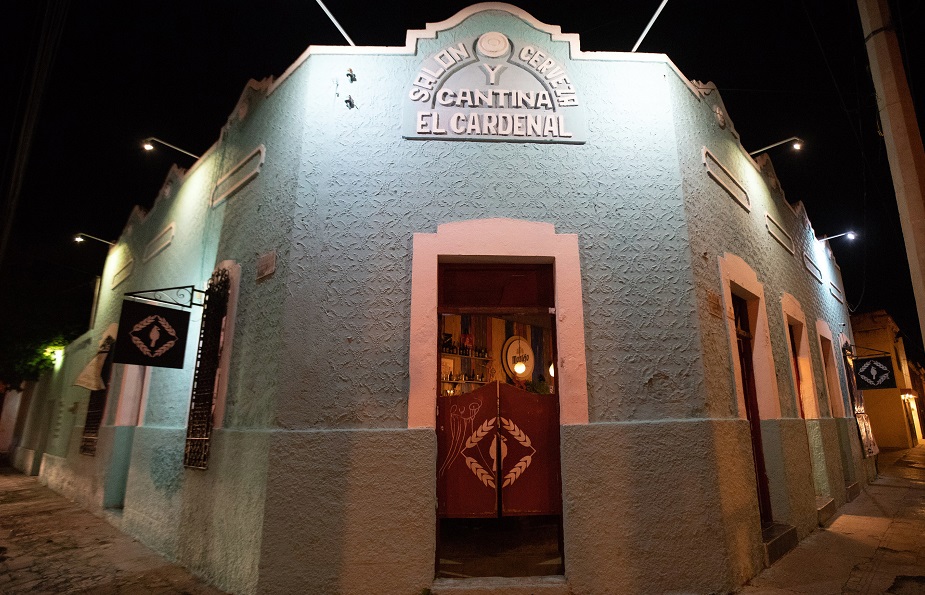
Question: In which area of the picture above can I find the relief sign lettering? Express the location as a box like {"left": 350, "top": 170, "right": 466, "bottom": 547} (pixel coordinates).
{"left": 403, "top": 32, "right": 587, "bottom": 144}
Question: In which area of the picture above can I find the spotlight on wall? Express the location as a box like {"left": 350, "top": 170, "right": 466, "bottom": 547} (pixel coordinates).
{"left": 74, "top": 232, "right": 114, "bottom": 246}
{"left": 818, "top": 231, "right": 858, "bottom": 243}
{"left": 141, "top": 137, "right": 201, "bottom": 159}
{"left": 748, "top": 136, "right": 804, "bottom": 156}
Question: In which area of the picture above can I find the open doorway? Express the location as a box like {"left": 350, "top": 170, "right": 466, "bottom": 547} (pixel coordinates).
{"left": 436, "top": 263, "right": 563, "bottom": 578}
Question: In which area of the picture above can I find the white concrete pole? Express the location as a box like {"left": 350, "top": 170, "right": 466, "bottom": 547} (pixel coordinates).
{"left": 858, "top": 0, "right": 925, "bottom": 344}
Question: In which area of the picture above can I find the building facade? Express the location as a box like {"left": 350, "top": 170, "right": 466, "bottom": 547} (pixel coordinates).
{"left": 9, "top": 5, "right": 875, "bottom": 593}
{"left": 850, "top": 310, "right": 925, "bottom": 449}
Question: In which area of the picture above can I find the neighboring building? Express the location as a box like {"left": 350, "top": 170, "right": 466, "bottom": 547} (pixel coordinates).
{"left": 850, "top": 310, "right": 925, "bottom": 449}
{"left": 10, "top": 5, "right": 875, "bottom": 594}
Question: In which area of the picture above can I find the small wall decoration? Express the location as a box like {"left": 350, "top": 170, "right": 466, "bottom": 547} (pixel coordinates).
{"left": 256, "top": 251, "right": 276, "bottom": 281}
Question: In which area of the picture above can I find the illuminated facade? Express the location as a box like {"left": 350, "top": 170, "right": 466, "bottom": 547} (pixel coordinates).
{"left": 850, "top": 310, "right": 925, "bottom": 449}
{"left": 9, "top": 5, "right": 875, "bottom": 593}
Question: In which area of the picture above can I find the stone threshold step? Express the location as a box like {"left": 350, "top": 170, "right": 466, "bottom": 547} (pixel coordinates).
{"left": 762, "top": 522, "right": 798, "bottom": 566}
{"left": 432, "top": 575, "right": 569, "bottom": 595}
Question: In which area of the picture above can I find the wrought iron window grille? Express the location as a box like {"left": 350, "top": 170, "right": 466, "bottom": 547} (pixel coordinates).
{"left": 183, "top": 269, "right": 231, "bottom": 469}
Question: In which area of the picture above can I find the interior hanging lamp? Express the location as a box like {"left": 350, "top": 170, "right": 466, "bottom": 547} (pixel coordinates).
{"left": 513, "top": 336, "right": 527, "bottom": 375}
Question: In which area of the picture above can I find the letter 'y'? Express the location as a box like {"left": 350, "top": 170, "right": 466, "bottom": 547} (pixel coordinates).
{"left": 481, "top": 64, "right": 506, "bottom": 86}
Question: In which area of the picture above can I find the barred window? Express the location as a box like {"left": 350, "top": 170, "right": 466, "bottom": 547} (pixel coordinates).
{"left": 183, "top": 268, "right": 231, "bottom": 469}
{"left": 80, "top": 340, "right": 115, "bottom": 456}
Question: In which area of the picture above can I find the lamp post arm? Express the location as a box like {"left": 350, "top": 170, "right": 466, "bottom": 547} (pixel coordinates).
{"left": 818, "top": 231, "right": 857, "bottom": 242}
{"left": 146, "top": 137, "right": 200, "bottom": 159}
{"left": 76, "top": 233, "right": 114, "bottom": 246}
{"left": 748, "top": 136, "right": 802, "bottom": 156}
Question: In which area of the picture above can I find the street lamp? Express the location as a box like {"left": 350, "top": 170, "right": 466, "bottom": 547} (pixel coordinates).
{"left": 817, "top": 231, "right": 858, "bottom": 243}
{"left": 142, "top": 137, "right": 200, "bottom": 160}
{"left": 748, "top": 136, "right": 804, "bottom": 156}
{"left": 74, "top": 232, "right": 114, "bottom": 246}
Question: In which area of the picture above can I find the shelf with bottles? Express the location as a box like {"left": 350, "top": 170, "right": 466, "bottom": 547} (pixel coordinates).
{"left": 440, "top": 350, "right": 493, "bottom": 362}
{"left": 439, "top": 344, "right": 492, "bottom": 360}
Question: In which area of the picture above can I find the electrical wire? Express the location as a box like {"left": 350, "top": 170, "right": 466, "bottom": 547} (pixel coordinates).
{"left": 800, "top": 1, "right": 886, "bottom": 313}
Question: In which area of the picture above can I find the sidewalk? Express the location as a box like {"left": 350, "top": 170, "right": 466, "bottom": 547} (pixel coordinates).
{"left": 0, "top": 464, "right": 225, "bottom": 594}
{"left": 740, "top": 444, "right": 925, "bottom": 594}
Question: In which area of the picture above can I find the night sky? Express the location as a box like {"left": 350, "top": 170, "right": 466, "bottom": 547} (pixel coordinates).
{"left": 3, "top": 1, "right": 924, "bottom": 365}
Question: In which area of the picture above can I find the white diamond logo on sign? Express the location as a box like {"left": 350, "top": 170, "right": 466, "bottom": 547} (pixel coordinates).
{"left": 403, "top": 32, "right": 587, "bottom": 144}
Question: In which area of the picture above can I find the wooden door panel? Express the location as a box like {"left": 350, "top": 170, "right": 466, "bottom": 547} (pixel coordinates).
{"left": 499, "top": 383, "right": 561, "bottom": 516}
{"left": 437, "top": 382, "right": 499, "bottom": 518}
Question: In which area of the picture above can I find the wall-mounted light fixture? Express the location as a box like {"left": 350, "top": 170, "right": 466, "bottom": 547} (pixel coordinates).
{"left": 748, "top": 136, "right": 804, "bottom": 156}
{"left": 142, "top": 137, "right": 200, "bottom": 160}
{"left": 818, "top": 231, "right": 858, "bottom": 243}
{"left": 346, "top": 68, "right": 357, "bottom": 83}
{"left": 74, "top": 232, "right": 114, "bottom": 246}
{"left": 344, "top": 96, "right": 356, "bottom": 109}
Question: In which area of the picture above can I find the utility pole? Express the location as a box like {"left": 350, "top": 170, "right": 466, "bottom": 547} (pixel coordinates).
{"left": 858, "top": 0, "right": 925, "bottom": 344}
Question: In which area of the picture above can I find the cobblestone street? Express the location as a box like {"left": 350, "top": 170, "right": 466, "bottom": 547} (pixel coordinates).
{"left": 0, "top": 465, "right": 224, "bottom": 594}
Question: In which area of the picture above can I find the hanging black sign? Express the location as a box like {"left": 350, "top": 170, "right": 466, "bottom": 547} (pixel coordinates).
{"left": 854, "top": 356, "right": 897, "bottom": 390}
{"left": 113, "top": 299, "right": 190, "bottom": 368}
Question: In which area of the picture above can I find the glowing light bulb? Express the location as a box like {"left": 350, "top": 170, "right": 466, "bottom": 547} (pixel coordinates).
{"left": 74, "top": 235, "right": 85, "bottom": 243}
{"left": 549, "top": 363, "right": 555, "bottom": 378}
{"left": 846, "top": 231, "right": 857, "bottom": 240}
{"left": 514, "top": 361, "right": 526, "bottom": 375}
{"left": 143, "top": 141, "right": 154, "bottom": 151}
{"left": 792, "top": 141, "right": 802, "bottom": 150}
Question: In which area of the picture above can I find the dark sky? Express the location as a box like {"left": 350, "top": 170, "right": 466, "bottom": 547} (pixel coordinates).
{"left": 3, "top": 1, "right": 925, "bottom": 359}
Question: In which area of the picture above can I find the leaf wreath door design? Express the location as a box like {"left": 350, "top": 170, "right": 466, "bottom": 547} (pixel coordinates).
{"left": 437, "top": 381, "right": 561, "bottom": 518}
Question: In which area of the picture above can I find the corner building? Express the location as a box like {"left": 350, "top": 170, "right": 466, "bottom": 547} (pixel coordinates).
{"left": 12, "top": 4, "right": 875, "bottom": 593}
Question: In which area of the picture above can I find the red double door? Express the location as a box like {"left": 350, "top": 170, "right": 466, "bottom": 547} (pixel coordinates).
{"left": 437, "top": 381, "right": 561, "bottom": 518}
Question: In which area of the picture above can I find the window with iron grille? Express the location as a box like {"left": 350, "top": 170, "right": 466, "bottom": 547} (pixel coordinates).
{"left": 184, "top": 268, "right": 231, "bottom": 469}
{"left": 80, "top": 339, "right": 115, "bottom": 456}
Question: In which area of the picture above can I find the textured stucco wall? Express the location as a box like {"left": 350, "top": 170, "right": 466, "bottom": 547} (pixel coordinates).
{"left": 561, "top": 420, "right": 764, "bottom": 593}
{"left": 123, "top": 427, "right": 269, "bottom": 594}
{"left": 257, "top": 428, "right": 435, "bottom": 594}
{"left": 668, "top": 78, "right": 855, "bottom": 423}
{"left": 40, "top": 424, "right": 129, "bottom": 510}
{"left": 807, "top": 418, "right": 848, "bottom": 507}
{"left": 273, "top": 11, "right": 703, "bottom": 432}
{"left": 759, "top": 419, "right": 817, "bottom": 538}
{"left": 175, "top": 429, "right": 270, "bottom": 594}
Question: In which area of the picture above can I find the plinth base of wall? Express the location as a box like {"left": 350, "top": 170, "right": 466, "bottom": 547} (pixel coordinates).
{"left": 816, "top": 496, "right": 836, "bottom": 526}
{"left": 845, "top": 481, "right": 861, "bottom": 501}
